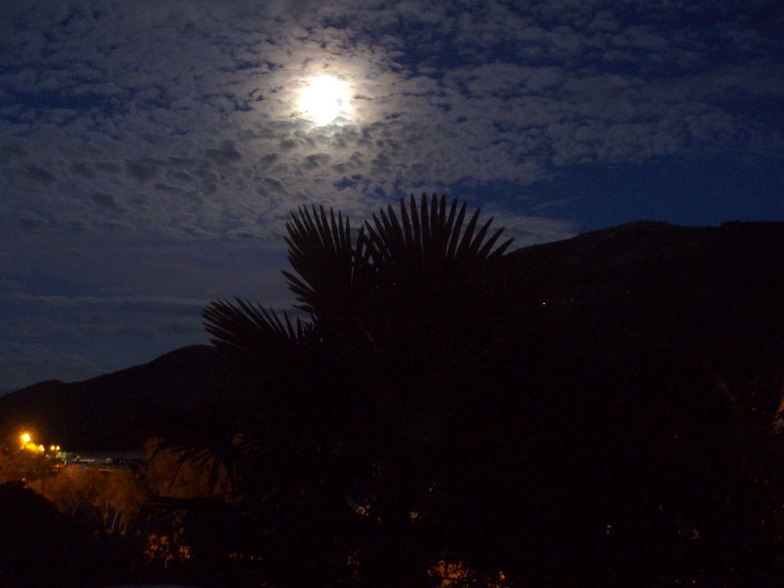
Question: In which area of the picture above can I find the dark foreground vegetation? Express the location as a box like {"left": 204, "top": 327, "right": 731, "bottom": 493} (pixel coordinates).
{"left": 2, "top": 195, "right": 784, "bottom": 586}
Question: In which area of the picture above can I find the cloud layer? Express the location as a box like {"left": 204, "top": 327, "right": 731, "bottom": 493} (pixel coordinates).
{"left": 1, "top": 0, "right": 782, "bottom": 389}
{"left": 2, "top": 0, "right": 780, "bottom": 239}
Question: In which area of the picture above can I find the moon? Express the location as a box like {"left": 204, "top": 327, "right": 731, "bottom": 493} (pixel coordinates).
{"left": 299, "top": 76, "right": 352, "bottom": 126}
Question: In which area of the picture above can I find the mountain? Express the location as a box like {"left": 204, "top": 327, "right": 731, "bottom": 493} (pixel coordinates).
{"left": 1, "top": 220, "right": 783, "bottom": 451}
{"left": 0, "top": 345, "right": 231, "bottom": 450}
{"left": 503, "top": 220, "right": 784, "bottom": 417}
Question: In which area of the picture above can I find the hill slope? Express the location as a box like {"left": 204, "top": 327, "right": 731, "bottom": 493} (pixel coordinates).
{"left": 0, "top": 345, "right": 229, "bottom": 450}
{"left": 504, "top": 220, "right": 784, "bottom": 419}
{"left": 2, "top": 220, "right": 782, "bottom": 451}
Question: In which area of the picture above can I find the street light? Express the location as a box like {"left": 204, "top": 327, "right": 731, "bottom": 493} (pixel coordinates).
{"left": 19, "top": 432, "right": 45, "bottom": 452}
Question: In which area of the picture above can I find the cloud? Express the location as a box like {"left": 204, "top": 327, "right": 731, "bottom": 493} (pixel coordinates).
{"left": 612, "top": 26, "right": 669, "bottom": 52}
{"left": 205, "top": 140, "right": 243, "bottom": 166}
{"left": 70, "top": 161, "right": 96, "bottom": 178}
{"left": 0, "top": 340, "right": 105, "bottom": 391}
{"left": 127, "top": 158, "right": 163, "bottom": 183}
{"left": 491, "top": 213, "right": 577, "bottom": 248}
{"left": 0, "top": 0, "right": 779, "bottom": 246}
{"left": 0, "top": 0, "right": 781, "bottom": 389}
{"left": 19, "top": 163, "right": 57, "bottom": 183}
{"left": 0, "top": 291, "right": 214, "bottom": 390}
{"left": 0, "top": 0, "right": 784, "bottom": 386}
{"left": 88, "top": 191, "right": 120, "bottom": 208}
{"left": 18, "top": 212, "right": 49, "bottom": 231}
{"left": 0, "top": 143, "right": 27, "bottom": 163}
{"left": 4, "top": 294, "right": 211, "bottom": 316}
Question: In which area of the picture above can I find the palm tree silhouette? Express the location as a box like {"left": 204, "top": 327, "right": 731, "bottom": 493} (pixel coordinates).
{"left": 158, "top": 194, "right": 515, "bottom": 584}
{"left": 151, "top": 197, "right": 784, "bottom": 585}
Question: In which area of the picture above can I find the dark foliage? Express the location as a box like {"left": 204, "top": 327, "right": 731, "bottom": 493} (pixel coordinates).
{"left": 0, "top": 481, "right": 137, "bottom": 587}
{"left": 5, "top": 204, "right": 784, "bottom": 586}
{"left": 172, "top": 198, "right": 784, "bottom": 585}
{"left": 152, "top": 201, "right": 784, "bottom": 586}
{"left": 187, "top": 194, "right": 519, "bottom": 585}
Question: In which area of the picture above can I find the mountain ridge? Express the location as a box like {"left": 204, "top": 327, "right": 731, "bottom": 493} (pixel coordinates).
{"left": 2, "top": 220, "right": 783, "bottom": 450}
{"left": 0, "top": 345, "right": 229, "bottom": 450}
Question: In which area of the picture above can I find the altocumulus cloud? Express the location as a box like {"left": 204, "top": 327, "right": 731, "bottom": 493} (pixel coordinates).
{"left": 2, "top": 0, "right": 780, "bottom": 239}
{"left": 0, "top": 0, "right": 781, "bottom": 390}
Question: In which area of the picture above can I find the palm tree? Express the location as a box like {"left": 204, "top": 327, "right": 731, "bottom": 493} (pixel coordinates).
{"left": 158, "top": 194, "right": 516, "bottom": 584}
{"left": 155, "top": 201, "right": 784, "bottom": 585}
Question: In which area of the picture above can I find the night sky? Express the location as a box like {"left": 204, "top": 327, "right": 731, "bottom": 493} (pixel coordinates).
{"left": 1, "top": 1, "right": 782, "bottom": 393}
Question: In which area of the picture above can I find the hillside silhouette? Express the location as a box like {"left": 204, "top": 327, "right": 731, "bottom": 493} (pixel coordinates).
{"left": 3, "top": 219, "right": 781, "bottom": 452}
{"left": 2, "top": 209, "right": 784, "bottom": 585}
{"left": 0, "top": 345, "right": 230, "bottom": 450}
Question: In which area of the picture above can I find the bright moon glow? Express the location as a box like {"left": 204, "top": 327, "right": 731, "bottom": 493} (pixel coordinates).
{"left": 300, "top": 76, "right": 352, "bottom": 125}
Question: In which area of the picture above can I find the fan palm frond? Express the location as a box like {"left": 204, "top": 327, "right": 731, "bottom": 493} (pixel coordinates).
{"left": 203, "top": 299, "right": 310, "bottom": 377}
{"left": 365, "top": 193, "right": 513, "bottom": 272}
{"left": 175, "top": 301, "right": 323, "bottom": 493}
{"left": 358, "top": 194, "right": 513, "bottom": 332}
{"left": 282, "top": 204, "right": 369, "bottom": 315}
{"left": 149, "top": 411, "right": 262, "bottom": 495}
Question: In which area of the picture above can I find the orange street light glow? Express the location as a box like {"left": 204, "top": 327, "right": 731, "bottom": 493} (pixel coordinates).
{"left": 19, "top": 432, "right": 46, "bottom": 452}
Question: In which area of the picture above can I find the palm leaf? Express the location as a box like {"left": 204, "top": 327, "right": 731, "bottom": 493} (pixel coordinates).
{"left": 365, "top": 194, "right": 512, "bottom": 271}
{"left": 203, "top": 299, "right": 311, "bottom": 380}
{"left": 283, "top": 204, "right": 364, "bottom": 315}
{"left": 149, "top": 405, "right": 265, "bottom": 495}
{"left": 360, "top": 194, "right": 513, "bottom": 317}
{"left": 344, "top": 195, "right": 517, "bottom": 418}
